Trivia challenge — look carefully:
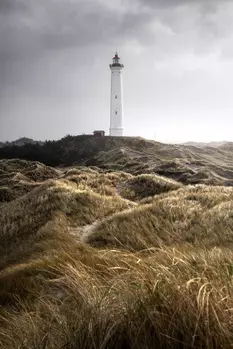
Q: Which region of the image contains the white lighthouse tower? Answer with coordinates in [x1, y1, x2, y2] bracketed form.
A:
[109, 52, 124, 136]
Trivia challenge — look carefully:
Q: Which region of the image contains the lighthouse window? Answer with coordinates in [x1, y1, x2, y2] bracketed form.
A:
[115, 95, 118, 99]
[115, 111, 118, 115]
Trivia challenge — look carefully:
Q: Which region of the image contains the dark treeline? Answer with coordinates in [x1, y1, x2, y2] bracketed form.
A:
[0, 135, 148, 168]
[0, 135, 107, 167]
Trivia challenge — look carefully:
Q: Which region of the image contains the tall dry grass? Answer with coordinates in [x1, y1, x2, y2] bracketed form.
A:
[1, 247, 233, 348]
[119, 173, 182, 201]
[1, 159, 233, 348]
[86, 185, 233, 250]
[0, 179, 133, 270]
[64, 171, 133, 197]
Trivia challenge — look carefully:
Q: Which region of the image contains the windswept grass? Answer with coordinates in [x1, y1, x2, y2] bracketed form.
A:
[0, 186, 14, 202]
[1, 159, 233, 348]
[86, 185, 233, 250]
[65, 171, 133, 196]
[1, 247, 233, 348]
[2, 135, 233, 185]
[0, 179, 133, 269]
[119, 173, 182, 201]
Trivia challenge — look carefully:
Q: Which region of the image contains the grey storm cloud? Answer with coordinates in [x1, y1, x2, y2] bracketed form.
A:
[0, 0, 152, 91]
[1, 0, 233, 142]
[0, 0, 230, 58]
[137, 0, 227, 8]
[0, 0, 232, 81]
[0, 0, 28, 13]
[0, 0, 151, 53]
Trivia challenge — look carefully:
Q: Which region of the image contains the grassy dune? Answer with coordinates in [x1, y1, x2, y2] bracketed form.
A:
[86, 185, 233, 250]
[1, 158, 233, 348]
[1, 135, 233, 185]
[119, 173, 182, 200]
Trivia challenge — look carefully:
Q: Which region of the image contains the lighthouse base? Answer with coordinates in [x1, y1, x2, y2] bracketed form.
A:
[109, 128, 124, 137]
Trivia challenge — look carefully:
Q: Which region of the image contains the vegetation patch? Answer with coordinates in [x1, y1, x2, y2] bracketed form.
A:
[0, 186, 15, 202]
[119, 173, 182, 201]
[1, 153, 233, 348]
[86, 185, 233, 250]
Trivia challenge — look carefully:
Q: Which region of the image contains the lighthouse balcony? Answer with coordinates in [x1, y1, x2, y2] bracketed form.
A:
[110, 63, 124, 68]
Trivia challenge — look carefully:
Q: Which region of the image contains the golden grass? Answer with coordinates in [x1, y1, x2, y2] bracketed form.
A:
[0, 179, 133, 271]
[0, 179, 132, 232]
[86, 185, 233, 250]
[0, 160, 61, 203]
[1, 247, 233, 348]
[1, 159, 233, 348]
[119, 173, 182, 201]
[65, 171, 133, 196]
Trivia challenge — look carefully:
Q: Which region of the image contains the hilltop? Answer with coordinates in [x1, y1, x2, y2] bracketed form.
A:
[183, 141, 228, 148]
[0, 137, 43, 148]
[0, 135, 233, 186]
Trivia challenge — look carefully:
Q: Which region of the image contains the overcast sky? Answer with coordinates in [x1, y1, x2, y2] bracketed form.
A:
[1, 0, 233, 143]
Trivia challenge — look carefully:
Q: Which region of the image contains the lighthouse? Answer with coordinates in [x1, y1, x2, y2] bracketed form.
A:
[109, 52, 124, 136]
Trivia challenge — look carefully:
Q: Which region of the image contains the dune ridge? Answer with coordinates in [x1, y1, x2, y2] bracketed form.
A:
[0, 155, 233, 348]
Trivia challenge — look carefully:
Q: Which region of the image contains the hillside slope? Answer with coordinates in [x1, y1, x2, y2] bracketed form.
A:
[0, 135, 233, 185]
[1, 147, 233, 347]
